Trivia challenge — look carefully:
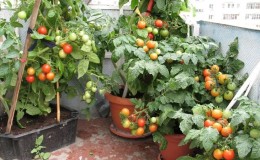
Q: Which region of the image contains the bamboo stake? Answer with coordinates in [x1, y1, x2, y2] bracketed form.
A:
[6, 0, 42, 134]
[56, 81, 60, 123]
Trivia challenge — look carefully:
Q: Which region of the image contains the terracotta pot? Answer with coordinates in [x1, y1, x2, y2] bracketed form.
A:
[160, 134, 193, 160]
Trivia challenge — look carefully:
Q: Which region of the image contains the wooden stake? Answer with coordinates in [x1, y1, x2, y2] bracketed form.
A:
[56, 81, 60, 123]
[6, 0, 42, 134]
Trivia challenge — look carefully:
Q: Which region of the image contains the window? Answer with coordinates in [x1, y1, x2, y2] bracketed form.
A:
[209, 4, 213, 9]
[223, 14, 239, 20]
[209, 15, 213, 19]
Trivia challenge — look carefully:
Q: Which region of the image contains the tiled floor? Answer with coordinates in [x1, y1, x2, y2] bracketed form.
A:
[50, 118, 160, 160]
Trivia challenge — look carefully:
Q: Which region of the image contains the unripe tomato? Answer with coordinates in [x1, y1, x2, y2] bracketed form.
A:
[37, 26, 48, 35]
[222, 110, 232, 119]
[224, 91, 234, 100]
[26, 75, 35, 83]
[84, 91, 91, 99]
[46, 72, 55, 81]
[27, 67, 35, 75]
[69, 32, 77, 41]
[160, 29, 169, 37]
[136, 127, 145, 136]
[59, 49, 67, 58]
[150, 117, 157, 123]
[137, 118, 146, 127]
[41, 64, 51, 74]
[212, 122, 223, 132]
[213, 149, 223, 160]
[147, 27, 153, 32]
[120, 108, 130, 116]
[211, 65, 220, 73]
[136, 38, 144, 47]
[150, 53, 158, 60]
[122, 119, 131, 128]
[18, 11, 27, 19]
[82, 34, 90, 42]
[86, 81, 93, 89]
[91, 86, 97, 93]
[250, 129, 260, 138]
[227, 82, 237, 91]
[194, 76, 199, 82]
[218, 74, 228, 84]
[152, 28, 159, 35]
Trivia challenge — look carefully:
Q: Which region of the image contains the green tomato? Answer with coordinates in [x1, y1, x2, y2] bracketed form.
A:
[155, 49, 161, 55]
[82, 34, 90, 42]
[147, 27, 153, 33]
[18, 11, 27, 19]
[55, 36, 62, 42]
[227, 82, 237, 91]
[150, 117, 157, 123]
[84, 91, 91, 99]
[69, 32, 77, 41]
[82, 95, 87, 100]
[86, 40, 92, 46]
[91, 86, 97, 93]
[122, 119, 131, 128]
[86, 98, 92, 104]
[152, 28, 159, 35]
[222, 110, 232, 119]
[79, 30, 85, 36]
[99, 89, 106, 95]
[86, 81, 93, 89]
[224, 91, 234, 100]
[131, 129, 137, 135]
[176, 50, 183, 54]
[59, 50, 67, 58]
[55, 30, 61, 36]
[215, 95, 223, 103]
[253, 121, 260, 127]
[160, 29, 169, 37]
[250, 129, 260, 138]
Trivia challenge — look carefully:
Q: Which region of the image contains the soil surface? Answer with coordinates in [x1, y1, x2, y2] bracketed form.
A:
[0, 107, 73, 135]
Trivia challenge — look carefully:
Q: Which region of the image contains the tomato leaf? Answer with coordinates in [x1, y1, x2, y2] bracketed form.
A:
[136, 29, 148, 38]
[152, 132, 167, 150]
[1, 39, 14, 50]
[130, 0, 138, 9]
[230, 109, 250, 126]
[251, 138, 260, 159]
[26, 104, 42, 116]
[78, 59, 89, 79]
[199, 127, 219, 151]
[235, 134, 253, 158]
[88, 52, 100, 64]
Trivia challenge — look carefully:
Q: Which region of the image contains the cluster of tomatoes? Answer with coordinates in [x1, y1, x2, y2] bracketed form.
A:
[201, 65, 237, 103]
[82, 81, 97, 104]
[203, 108, 235, 160]
[25, 64, 55, 83]
[120, 107, 158, 136]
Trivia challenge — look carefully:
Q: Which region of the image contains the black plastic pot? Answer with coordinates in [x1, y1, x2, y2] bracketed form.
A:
[0, 109, 78, 160]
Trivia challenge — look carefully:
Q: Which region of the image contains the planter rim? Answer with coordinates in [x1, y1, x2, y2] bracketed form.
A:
[105, 92, 133, 105]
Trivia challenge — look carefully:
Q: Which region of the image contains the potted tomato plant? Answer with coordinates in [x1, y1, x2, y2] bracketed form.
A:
[0, 0, 114, 159]
[102, 0, 189, 138]
[178, 96, 260, 160]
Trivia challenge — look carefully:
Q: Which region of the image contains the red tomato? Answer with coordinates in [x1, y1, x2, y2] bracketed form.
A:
[154, 19, 163, 28]
[62, 43, 73, 54]
[137, 118, 146, 127]
[41, 64, 51, 74]
[213, 149, 223, 160]
[212, 109, 223, 119]
[148, 33, 154, 40]
[221, 126, 232, 137]
[129, 114, 137, 122]
[223, 149, 235, 160]
[149, 124, 158, 133]
[137, 21, 146, 29]
[26, 75, 35, 83]
[136, 127, 145, 136]
[204, 119, 215, 127]
[205, 80, 215, 91]
[203, 69, 211, 77]
[37, 26, 48, 35]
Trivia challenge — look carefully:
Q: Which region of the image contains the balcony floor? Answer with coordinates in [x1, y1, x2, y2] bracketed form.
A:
[50, 118, 160, 160]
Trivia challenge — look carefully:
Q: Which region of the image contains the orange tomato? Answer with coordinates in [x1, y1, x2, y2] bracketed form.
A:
[149, 53, 158, 60]
[213, 149, 223, 160]
[212, 109, 223, 119]
[137, 20, 146, 29]
[136, 38, 144, 47]
[211, 65, 220, 73]
[38, 72, 46, 81]
[210, 88, 220, 97]
[149, 124, 158, 133]
[203, 69, 211, 77]
[27, 67, 35, 75]
[205, 76, 213, 82]
[136, 127, 145, 136]
[46, 72, 55, 81]
[205, 80, 215, 90]
[120, 108, 130, 116]
[218, 74, 228, 84]
[221, 126, 232, 137]
[146, 41, 155, 49]
[212, 122, 223, 132]
[143, 46, 149, 52]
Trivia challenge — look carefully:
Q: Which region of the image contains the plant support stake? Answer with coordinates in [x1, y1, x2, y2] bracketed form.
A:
[56, 81, 60, 123]
[6, 0, 42, 134]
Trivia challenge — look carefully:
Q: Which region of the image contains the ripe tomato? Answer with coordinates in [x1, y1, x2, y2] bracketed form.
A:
[203, 69, 211, 77]
[143, 45, 149, 52]
[213, 149, 223, 160]
[211, 65, 220, 73]
[137, 20, 146, 29]
[204, 119, 215, 127]
[137, 118, 146, 127]
[148, 33, 154, 40]
[46, 72, 55, 81]
[212, 122, 223, 132]
[205, 76, 213, 82]
[146, 41, 155, 49]
[223, 149, 235, 160]
[26, 75, 35, 83]
[150, 53, 158, 60]
[27, 67, 35, 75]
[129, 114, 137, 122]
[62, 43, 73, 54]
[218, 74, 228, 84]
[221, 126, 232, 137]
[38, 72, 46, 81]
[136, 127, 145, 136]
[37, 26, 48, 35]
[212, 109, 223, 119]
[211, 88, 220, 97]
[41, 64, 51, 74]
[205, 80, 215, 91]
[149, 124, 158, 133]
[154, 19, 163, 28]
[136, 38, 144, 47]
[120, 108, 130, 116]
[224, 91, 234, 100]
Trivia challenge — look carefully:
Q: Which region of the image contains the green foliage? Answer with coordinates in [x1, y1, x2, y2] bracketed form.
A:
[31, 135, 51, 160]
